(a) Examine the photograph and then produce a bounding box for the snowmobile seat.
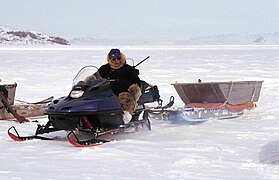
[138,81,160,105]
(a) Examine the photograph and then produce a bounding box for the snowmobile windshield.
[72,66,103,87]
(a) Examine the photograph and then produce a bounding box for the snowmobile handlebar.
[89,80,112,91]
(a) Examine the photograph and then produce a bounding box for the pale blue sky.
[1,0,279,40]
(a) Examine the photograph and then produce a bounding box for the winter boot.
[122,110,132,124]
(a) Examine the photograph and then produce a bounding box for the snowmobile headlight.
[70,90,84,98]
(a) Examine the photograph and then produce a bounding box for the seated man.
[99,49,141,124]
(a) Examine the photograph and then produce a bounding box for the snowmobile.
[8,64,171,147]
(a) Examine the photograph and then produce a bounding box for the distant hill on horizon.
[70,32,279,45]
[0,25,70,45]
[175,33,279,45]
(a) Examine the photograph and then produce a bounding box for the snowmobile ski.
[67,118,151,147]
[8,126,54,141]
[67,131,112,147]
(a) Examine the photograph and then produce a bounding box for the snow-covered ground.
[0,45,279,179]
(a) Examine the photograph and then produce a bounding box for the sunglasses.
[111,57,121,61]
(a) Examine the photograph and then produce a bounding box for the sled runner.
[8,65,161,147]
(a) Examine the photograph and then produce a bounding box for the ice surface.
[0,45,278,179]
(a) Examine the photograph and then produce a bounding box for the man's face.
[110,57,121,68]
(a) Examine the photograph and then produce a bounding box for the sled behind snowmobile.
[148,81,263,124]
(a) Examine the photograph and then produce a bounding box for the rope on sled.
[214,81,234,109]
[224,81,233,105]
[250,81,258,102]
[186,81,257,111]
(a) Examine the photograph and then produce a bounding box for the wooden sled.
[0,83,53,122]
[148,81,263,123]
